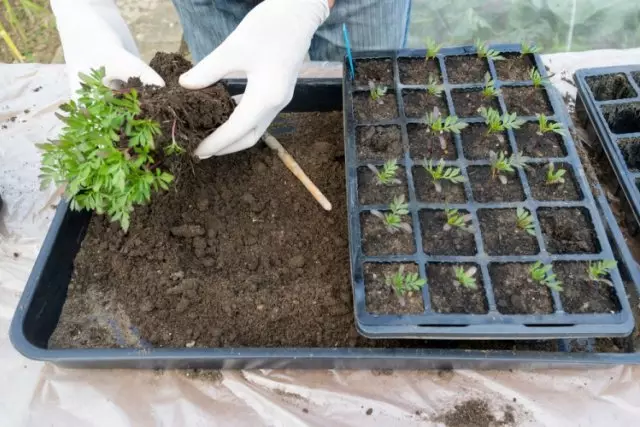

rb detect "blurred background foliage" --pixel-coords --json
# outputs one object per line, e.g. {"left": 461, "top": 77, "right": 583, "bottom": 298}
{"left": 407, "top": 0, "right": 640, "bottom": 53}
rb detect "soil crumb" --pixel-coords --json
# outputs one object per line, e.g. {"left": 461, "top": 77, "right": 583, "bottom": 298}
{"left": 436, "top": 399, "right": 517, "bottom": 427}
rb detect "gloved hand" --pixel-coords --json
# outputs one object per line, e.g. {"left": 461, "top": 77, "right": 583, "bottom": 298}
{"left": 51, "top": 0, "right": 165, "bottom": 98}
{"left": 179, "top": 0, "right": 331, "bottom": 158}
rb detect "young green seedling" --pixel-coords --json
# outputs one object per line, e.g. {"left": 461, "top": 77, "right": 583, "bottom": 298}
{"left": 478, "top": 107, "right": 525, "bottom": 135}
{"left": 425, "top": 37, "right": 443, "bottom": 61}
{"left": 489, "top": 150, "right": 528, "bottom": 184}
{"left": 423, "top": 159, "right": 464, "bottom": 192}
{"left": 443, "top": 208, "right": 474, "bottom": 233}
{"left": 426, "top": 73, "right": 444, "bottom": 97}
{"left": 529, "top": 67, "right": 549, "bottom": 87}
{"left": 475, "top": 39, "right": 504, "bottom": 61}
{"left": 367, "top": 159, "right": 401, "bottom": 186}
{"left": 425, "top": 107, "right": 468, "bottom": 151}
{"left": 386, "top": 265, "right": 426, "bottom": 306}
{"left": 481, "top": 72, "right": 500, "bottom": 98}
{"left": 588, "top": 260, "right": 617, "bottom": 287}
{"left": 516, "top": 207, "right": 536, "bottom": 236}
{"left": 453, "top": 266, "right": 478, "bottom": 289}
{"left": 520, "top": 41, "right": 541, "bottom": 55}
{"left": 529, "top": 261, "right": 563, "bottom": 291}
{"left": 371, "top": 195, "right": 412, "bottom": 234}
{"left": 37, "top": 67, "right": 174, "bottom": 232}
{"left": 545, "top": 162, "right": 566, "bottom": 185}
{"left": 536, "top": 114, "right": 566, "bottom": 136}
{"left": 368, "top": 80, "right": 388, "bottom": 104}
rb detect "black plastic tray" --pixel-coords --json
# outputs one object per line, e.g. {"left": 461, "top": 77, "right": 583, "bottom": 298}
{"left": 9, "top": 78, "right": 640, "bottom": 369}
{"left": 343, "top": 46, "right": 636, "bottom": 340}
{"left": 574, "top": 66, "right": 640, "bottom": 236}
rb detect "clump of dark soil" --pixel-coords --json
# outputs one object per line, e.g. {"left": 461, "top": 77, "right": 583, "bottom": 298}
{"left": 478, "top": 209, "right": 539, "bottom": 256}
{"left": 407, "top": 124, "right": 456, "bottom": 160}
{"left": 403, "top": 90, "right": 448, "bottom": 118}
{"left": 554, "top": 262, "right": 621, "bottom": 313}
{"left": 490, "top": 263, "right": 554, "bottom": 314}
{"left": 353, "top": 91, "right": 398, "bottom": 122}
{"left": 525, "top": 163, "right": 582, "bottom": 201}
{"left": 538, "top": 208, "right": 599, "bottom": 254}
{"left": 468, "top": 166, "right": 525, "bottom": 203}
{"left": 514, "top": 122, "right": 566, "bottom": 158}
{"left": 428, "top": 264, "right": 488, "bottom": 314}
{"left": 356, "top": 125, "right": 403, "bottom": 161}
{"left": 445, "top": 56, "right": 489, "bottom": 84}
{"left": 502, "top": 86, "right": 553, "bottom": 116}
{"left": 494, "top": 53, "right": 535, "bottom": 81}
{"left": 586, "top": 73, "right": 636, "bottom": 101}
{"left": 461, "top": 125, "right": 511, "bottom": 160}
{"left": 398, "top": 58, "right": 441, "bottom": 85}
{"left": 436, "top": 399, "right": 517, "bottom": 427}
{"left": 451, "top": 89, "right": 500, "bottom": 118}
{"left": 355, "top": 59, "right": 394, "bottom": 86}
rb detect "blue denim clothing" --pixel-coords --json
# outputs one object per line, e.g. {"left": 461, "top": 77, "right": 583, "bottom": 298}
{"left": 171, "top": 0, "right": 412, "bottom": 63}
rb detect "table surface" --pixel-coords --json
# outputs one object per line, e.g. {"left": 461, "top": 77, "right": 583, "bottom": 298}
{"left": 2, "top": 49, "right": 640, "bottom": 426}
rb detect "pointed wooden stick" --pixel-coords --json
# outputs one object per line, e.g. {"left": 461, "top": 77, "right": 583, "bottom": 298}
{"left": 262, "top": 131, "right": 332, "bottom": 211}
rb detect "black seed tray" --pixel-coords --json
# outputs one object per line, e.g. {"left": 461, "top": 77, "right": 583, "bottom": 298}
{"left": 343, "top": 45, "right": 636, "bottom": 340}
{"left": 574, "top": 66, "right": 640, "bottom": 236}
{"left": 9, "top": 79, "right": 640, "bottom": 369}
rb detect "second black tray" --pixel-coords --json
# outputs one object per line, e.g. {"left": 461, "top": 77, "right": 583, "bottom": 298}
{"left": 343, "top": 45, "right": 636, "bottom": 340}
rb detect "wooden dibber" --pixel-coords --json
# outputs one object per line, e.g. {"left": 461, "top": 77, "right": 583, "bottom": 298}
{"left": 262, "top": 131, "right": 332, "bottom": 211}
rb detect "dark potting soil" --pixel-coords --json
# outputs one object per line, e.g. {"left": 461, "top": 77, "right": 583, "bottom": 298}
{"left": 353, "top": 91, "right": 398, "bottom": 122}
{"left": 502, "top": 86, "right": 553, "bottom": 116}
{"left": 451, "top": 89, "right": 500, "bottom": 118}
{"left": 461, "top": 124, "right": 511, "bottom": 160}
{"left": 407, "top": 124, "right": 457, "bottom": 160}
{"left": 354, "top": 59, "right": 394, "bottom": 87}
{"left": 356, "top": 125, "right": 403, "bottom": 161}
{"left": 420, "top": 210, "right": 476, "bottom": 256}
{"left": 514, "top": 122, "right": 566, "bottom": 158}
{"left": 617, "top": 138, "right": 640, "bottom": 171}
{"left": 402, "top": 90, "right": 448, "bottom": 118}
{"left": 364, "top": 263, "right": 424, "bottom": 315}
{"left": 526, "top": 163, "right": 582, "bottom": 201}
{"left": 398, "top": 58, "right": 441, "bottom": 85}
{"left": 490, "top": 263, "right": 554, "bottom": 315}
{"left": 554, "top": 262, "right": 620, "bottom": 313}
{"left": 585, "top": 73, "right": 637, "bottom": 101}
{"left": 428, "top": 263, "right": 488, "bottom": 314}
{"left": 478, "top": 209, "right": 539, "bottom": 256}
{"left": 468, "top": 166, "right": 525, "bottom": 203}
{"left": 436, "top": 399, "right": 517, "bottom": 427}
{"left": 413, "top": 167, "right": 466, "bottom": 203}
{"left": 493, "top": 53, "right": 535, "bottom": 81}
{"left": 538, "top": 208, "right": 599, "bottom": 254}
{"left": 445, "top": 56, "right": 489, "bottom": 84}
{"left": 357, "top": 166, "right": 408, "bottom": 205}
{"left": 361, "top": 212, "right": 415, "bottom": 256}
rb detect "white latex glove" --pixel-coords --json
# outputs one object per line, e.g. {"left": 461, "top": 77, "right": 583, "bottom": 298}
{"left": 51, "top": 0, "right": 165, "bottom": 98}
{"left": 179, "top": 0, "right": 331, "bottom": 158}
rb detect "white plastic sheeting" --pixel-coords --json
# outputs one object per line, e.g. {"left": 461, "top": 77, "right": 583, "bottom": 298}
{"left": 3, "top": 51, "right": 640, "bottom": 426}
